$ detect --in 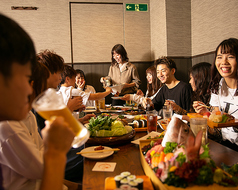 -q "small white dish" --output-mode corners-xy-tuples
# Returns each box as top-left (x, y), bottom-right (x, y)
(131, 131), (161, 145)
(86, 106), (96, 110)
(83, 109), (96, 113)
(111, 96), (123, 99)
(80, 146), (114, 159)
(158, 119), (167, 130)
(99, 109), (124, 113)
